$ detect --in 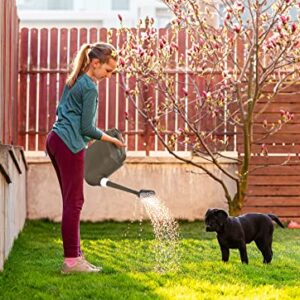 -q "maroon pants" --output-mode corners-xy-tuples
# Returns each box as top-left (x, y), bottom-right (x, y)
(46, 131), (85, 258)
